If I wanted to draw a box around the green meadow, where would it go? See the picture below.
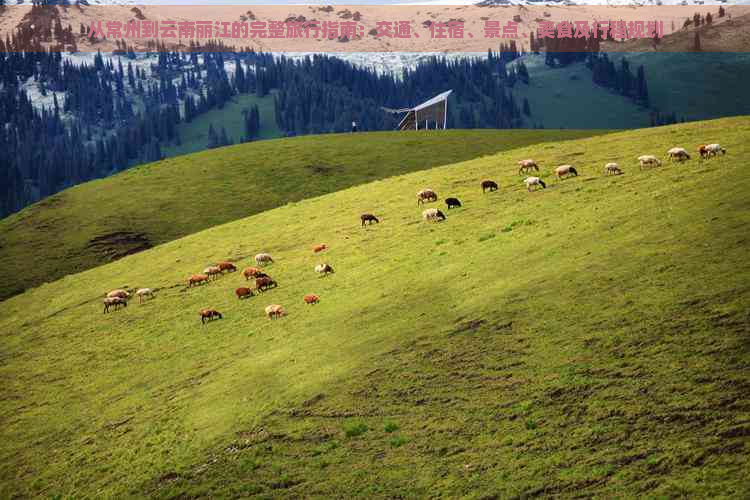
[0,117,748,498]
[0,129,601,301]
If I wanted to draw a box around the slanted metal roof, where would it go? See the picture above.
[383,90,453,131]
[412,90,453,112]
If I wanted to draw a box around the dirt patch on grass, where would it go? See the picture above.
[85,231,152,261]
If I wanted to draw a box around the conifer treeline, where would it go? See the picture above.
[1,43,532,217]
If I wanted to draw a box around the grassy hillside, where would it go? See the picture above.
[1,117,748,498]
[614,52,750,121]
[515,52,750,129]
[162,92,282,159]
[514,57,651,129]
[0,129,601,301]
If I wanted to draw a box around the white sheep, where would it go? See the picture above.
[135,288,154,303]
[706,143,726,156]
[255,253,274,266]
[422,208,446,222]
[103,296,128,313]
[518,159,539,175]
[265,304,286,320]
[203,266,222,279]
[667,147,690,162]
[523,176,546,192]
[638,155,661,170]
[554,165,578,180]
[604,163,623,176]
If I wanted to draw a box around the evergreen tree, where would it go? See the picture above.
[207,124,218,149]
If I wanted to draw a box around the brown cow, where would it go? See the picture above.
[235,287,254,299]
[304,294,320,305]
[313,244,328,253]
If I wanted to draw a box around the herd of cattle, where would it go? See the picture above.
[102,142,725,323]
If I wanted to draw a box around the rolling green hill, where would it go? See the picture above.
[0,129,603,301]
[514,57,651,129]
[162,92,282,159]
[1,117,748,498]
[615,52,750,121]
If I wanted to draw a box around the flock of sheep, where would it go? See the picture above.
[103,246,333,322]
[410,143,725,223]
[102,141,726,323]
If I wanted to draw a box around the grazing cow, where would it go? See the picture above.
[255,276,278,292]
[242,267,266,280]
[217,261,237,273]
[188,274,210,287]
[604,163,623,176]
[481,180,498,193]
[315,263,334,276]
[135,288,154,303]
[445,197,462,209]
[417,189,438,205]
[698,144,710,159]
[422,208,447,222]
[265,304,286,320]
[200,308,222,324]
[103,296,128,313]
[667,147,690,162]
[313,244,328,253]
[361,214,380,227]
[518,159,539,175]
[304,294,320,305]
[554,165,578,180]
[106,289,130,300]
[523,176,546,192]
[255,253,274,266]
[638,155,662,170]
[203,266,222,280]
[235,287,254,299]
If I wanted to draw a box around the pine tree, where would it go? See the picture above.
[522,98,531,117]
[207,124,218,149]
